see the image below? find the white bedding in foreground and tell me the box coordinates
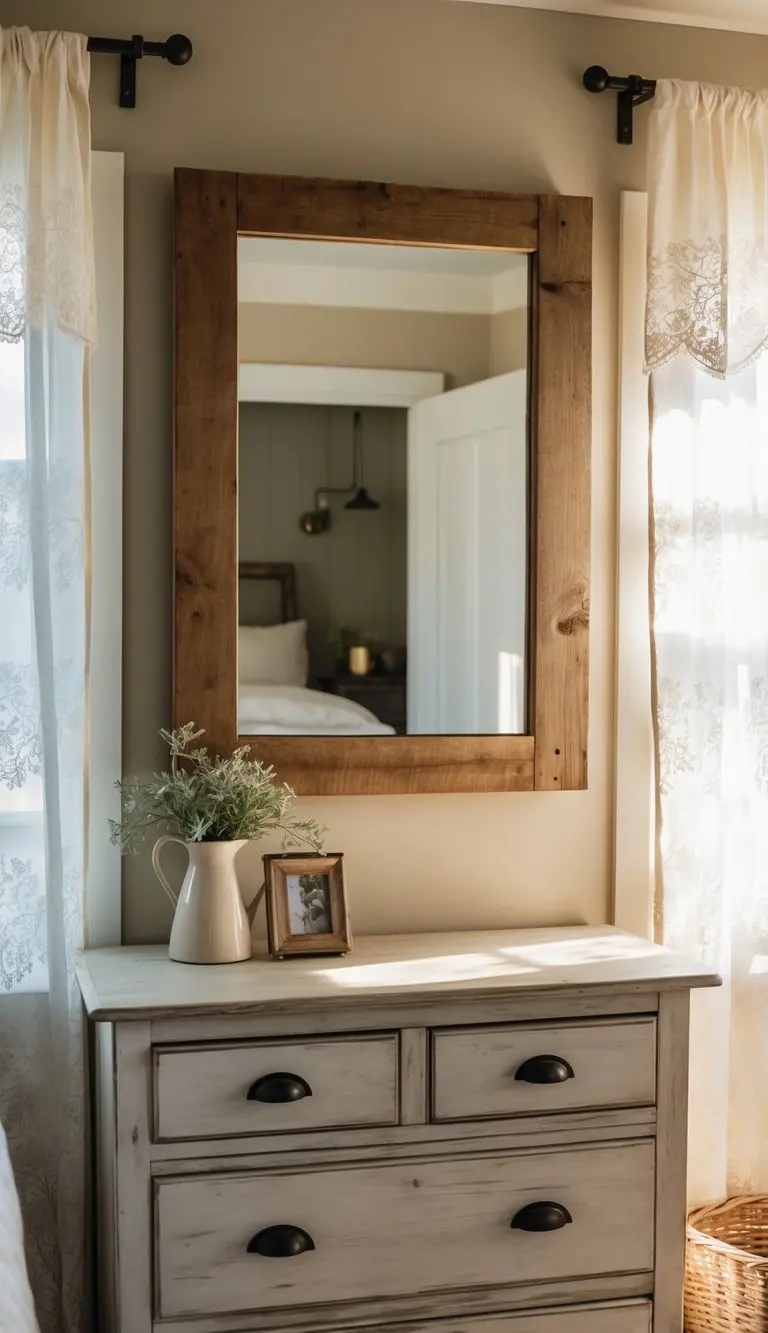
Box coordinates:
[238,684,395,736]
[0,1121,40,1333]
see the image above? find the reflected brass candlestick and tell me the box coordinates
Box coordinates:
[348,646,372,676]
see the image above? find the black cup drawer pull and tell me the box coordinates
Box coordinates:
[247,1225,315,1258]
[247,1073,313,1104]
[515,1055,575,1085]
[511,1202,573,1232]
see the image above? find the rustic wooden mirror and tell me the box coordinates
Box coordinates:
[174,169,591,795]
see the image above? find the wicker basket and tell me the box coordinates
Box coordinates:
[686,1197,768,1331]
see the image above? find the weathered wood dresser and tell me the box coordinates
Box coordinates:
[76,927,719,1333]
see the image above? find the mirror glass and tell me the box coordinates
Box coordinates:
[237,235,530,737]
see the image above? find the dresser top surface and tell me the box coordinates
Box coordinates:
[76,927,719,1021]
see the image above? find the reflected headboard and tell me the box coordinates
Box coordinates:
[238,562,298,625]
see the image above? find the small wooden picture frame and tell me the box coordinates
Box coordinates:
[263,853,351,958]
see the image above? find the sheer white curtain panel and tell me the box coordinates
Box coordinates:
[646,78,768,1200]
[651,357,768,1198]
[0,26,95,1333]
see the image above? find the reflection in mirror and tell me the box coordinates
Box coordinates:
[237,237,529,738]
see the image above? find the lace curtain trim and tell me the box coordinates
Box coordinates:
[0,182,96,347]
[645,235,768,380]
[644,78,768,381]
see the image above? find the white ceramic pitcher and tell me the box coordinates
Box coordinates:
[151,837,256,964]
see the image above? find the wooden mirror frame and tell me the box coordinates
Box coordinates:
[174,169,592,796]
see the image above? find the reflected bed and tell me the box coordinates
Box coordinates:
[238,562,395,737]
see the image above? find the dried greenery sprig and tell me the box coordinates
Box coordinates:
[109,723,326,855]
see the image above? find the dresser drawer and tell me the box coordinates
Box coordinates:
[154,1033,399,1141]
[431,1018,656,1122]
[377,1302,653,1333]
[155,1141,655,1318]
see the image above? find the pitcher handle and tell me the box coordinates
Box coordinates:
[151,834,188,908]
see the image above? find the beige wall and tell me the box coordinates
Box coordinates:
[239,302,528,385]
[239,303,493,388]
[7,0,768,942]
[490,308,529,377]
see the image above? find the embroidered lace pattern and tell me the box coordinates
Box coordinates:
[646,234,768,379]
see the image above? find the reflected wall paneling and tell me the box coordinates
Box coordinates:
[238,404,408,678]
[173,170,592,795]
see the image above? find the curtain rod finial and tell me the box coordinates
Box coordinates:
[164,34,193,66]
[583,65,610,93]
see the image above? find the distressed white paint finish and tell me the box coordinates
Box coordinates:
[82,930,718,1333]
[432,1017,657,1121]
[75,928,720,1022]
[408,373,528,734]
[653,991,691,1333]
[149,1106,657,1169]
[155,1141,655,1319]
[400,1027,428,1125]
[135,1279,656,1333]
[374,1302,653,1333]
[114,1022,152,1333]
[149,989,660,1045]
[139,1280,656,1333]
[94,1024,118,1333]
[154,1033,399,1141]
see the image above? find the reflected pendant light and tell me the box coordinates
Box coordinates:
[299,409,380,533]
[345,411,380,511]
[345,486,379,510]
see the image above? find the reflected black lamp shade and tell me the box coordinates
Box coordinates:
[345,486,380,511]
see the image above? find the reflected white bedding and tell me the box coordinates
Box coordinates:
[238,684,395,736]
[0,1120,39,1333]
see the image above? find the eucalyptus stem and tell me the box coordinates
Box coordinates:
[110,724,327,856]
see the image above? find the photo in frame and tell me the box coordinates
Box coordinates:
[263,853,351,957]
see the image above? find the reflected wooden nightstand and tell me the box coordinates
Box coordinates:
[318,674,407,734]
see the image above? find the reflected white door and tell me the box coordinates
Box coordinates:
[408,371,527,734]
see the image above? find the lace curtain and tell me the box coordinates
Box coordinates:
[646,80,768,378]
[646,79,768,1198]
[0,27,95,1333]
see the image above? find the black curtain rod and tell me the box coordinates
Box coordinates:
[583,66,657,145]
[86,33,193,109]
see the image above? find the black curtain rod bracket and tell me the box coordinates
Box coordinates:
[583,66,657,145]
[87,33,193,109]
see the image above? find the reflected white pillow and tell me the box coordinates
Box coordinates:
[239,620,308,687]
